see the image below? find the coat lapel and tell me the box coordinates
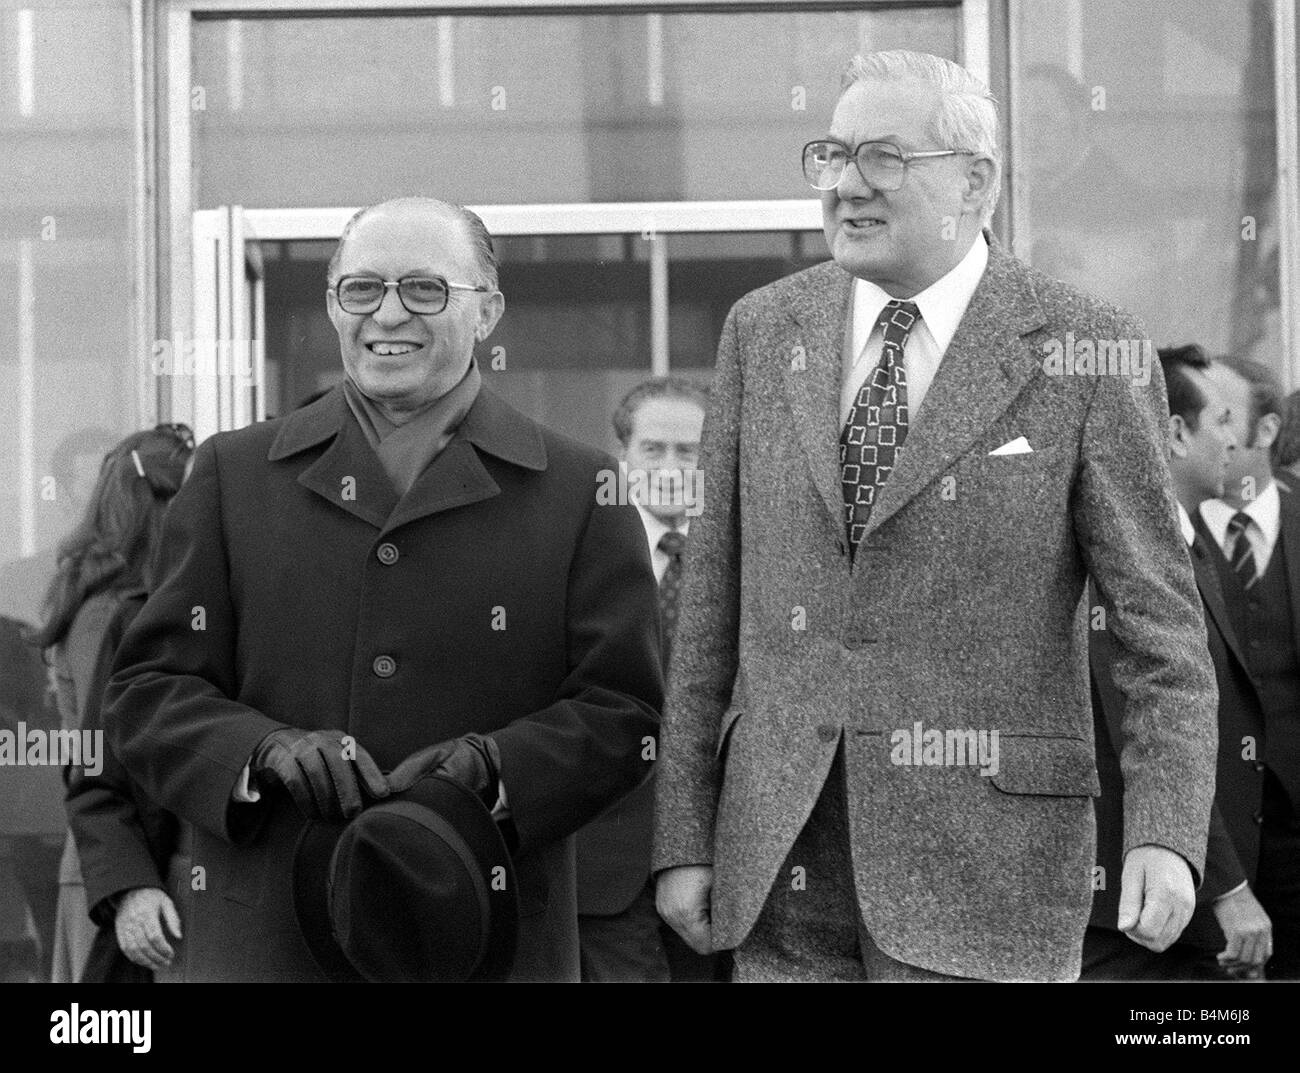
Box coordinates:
[269,386,397,529]
[864,241,1047,537]
[782,261,855,528]
[381,387,547,535]
[1191,535,1251,673]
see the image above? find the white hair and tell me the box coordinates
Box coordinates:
[841,50,1002,227]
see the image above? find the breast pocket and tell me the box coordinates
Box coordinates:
[958,444,1060,497]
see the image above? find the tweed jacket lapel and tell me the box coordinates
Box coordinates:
[780,239,1048,541]
[782,261,855,529]
[864,240,1048,537]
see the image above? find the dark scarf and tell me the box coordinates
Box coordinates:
[341,360,482,497]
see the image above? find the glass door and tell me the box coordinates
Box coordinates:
[188,206,266,437]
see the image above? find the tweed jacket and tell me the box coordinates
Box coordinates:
[652,237,1218,981]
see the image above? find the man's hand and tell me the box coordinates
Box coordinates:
[250,728,388,822]
[1118,844,1196,952]
[1213,885,1272,978]
[386,733,500,808]
[656,865,714,955]
[114,887,182,971]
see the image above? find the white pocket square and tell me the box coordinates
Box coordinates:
[988,436,1032,456]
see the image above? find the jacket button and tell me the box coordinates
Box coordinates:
[817,724,838,743]
[376,542,399,565]
[1255,812,1265,825]
[843,633,860,650]
[373,655,396,678]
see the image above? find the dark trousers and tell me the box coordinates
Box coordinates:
[578,881,671,983]
[1081,925,1225,981]
[1257,784,1300,980]
[734,746,961,982]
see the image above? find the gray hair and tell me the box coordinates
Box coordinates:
[326,196,499,291]
[841,50,1002,227]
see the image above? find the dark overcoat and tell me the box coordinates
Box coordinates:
[105,385,663,982]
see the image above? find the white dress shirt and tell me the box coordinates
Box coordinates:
[637,502,689,583]
[1176,502,1196,547]
[1198,479,1281,574]
[840,233,990,426]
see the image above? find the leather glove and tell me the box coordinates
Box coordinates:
[250,728,389,823]
[386,733,501,808]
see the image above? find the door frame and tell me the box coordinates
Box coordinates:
[160,0,993,428]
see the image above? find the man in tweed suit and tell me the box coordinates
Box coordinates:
[653,50,1218,981]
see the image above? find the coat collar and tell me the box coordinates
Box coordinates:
[268,382,547,472]
[780,233,1047,539]
[267,381,547,533]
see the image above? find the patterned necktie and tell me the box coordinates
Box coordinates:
[658,528,686,668]
[1227,511,1259,590]
[840,300,921,553]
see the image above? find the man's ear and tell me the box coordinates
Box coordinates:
[964,157,997,217]
[1168,414,1190,458]
[1253,412,1282,452]
[474,290,506,343]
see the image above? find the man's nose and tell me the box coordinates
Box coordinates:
[835,156,877,199]
[371,285,414,326]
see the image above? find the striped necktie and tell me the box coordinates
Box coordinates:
[840,300,920,555]
[1227,511,1259,590]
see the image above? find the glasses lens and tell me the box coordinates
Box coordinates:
[803,142,845,190]
[398,277,450,314]
[337,277,385,312]
[856,144,906,190]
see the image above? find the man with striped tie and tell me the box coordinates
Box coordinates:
[1196,356,1300,979]
[653,49,1217,981]
[575,378,710,982]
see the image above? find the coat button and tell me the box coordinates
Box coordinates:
[1255,812,1265,825]
[373,655,396,678]
[376,542,399,565]
[817,724,838,743]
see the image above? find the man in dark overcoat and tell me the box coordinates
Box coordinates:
[105,197,663,982]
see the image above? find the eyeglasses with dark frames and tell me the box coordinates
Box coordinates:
[802,139,974,192]
[329,275,490,316]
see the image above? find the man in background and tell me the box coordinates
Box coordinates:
[1087,344,1272,979]
[1195,356,1300,979]
[576,377,722,982]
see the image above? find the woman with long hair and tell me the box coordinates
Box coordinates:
[27,423,193,982]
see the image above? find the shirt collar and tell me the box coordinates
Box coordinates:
[851,232,989,360]
[636,500,688,549]
[1199,477,1280,546]
[1175,502,1196,547]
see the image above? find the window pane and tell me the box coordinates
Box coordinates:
[668,230,827,369]
[192,8,958,208]
[0,2,136,611]
[1014,0,1281,372]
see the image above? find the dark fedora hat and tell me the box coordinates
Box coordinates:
[292,775,518,982]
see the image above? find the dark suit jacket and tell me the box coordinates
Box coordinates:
[105,385,663,982]
[653,235,1217,981]
[65,590,176,982]
[1090,535,1265,953]
[575,512,662,917]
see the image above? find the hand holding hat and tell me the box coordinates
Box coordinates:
[251,728,389,822]
[385,732,501,807]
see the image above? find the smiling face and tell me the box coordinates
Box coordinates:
[821,77,992,297]
[327,205,504,415]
